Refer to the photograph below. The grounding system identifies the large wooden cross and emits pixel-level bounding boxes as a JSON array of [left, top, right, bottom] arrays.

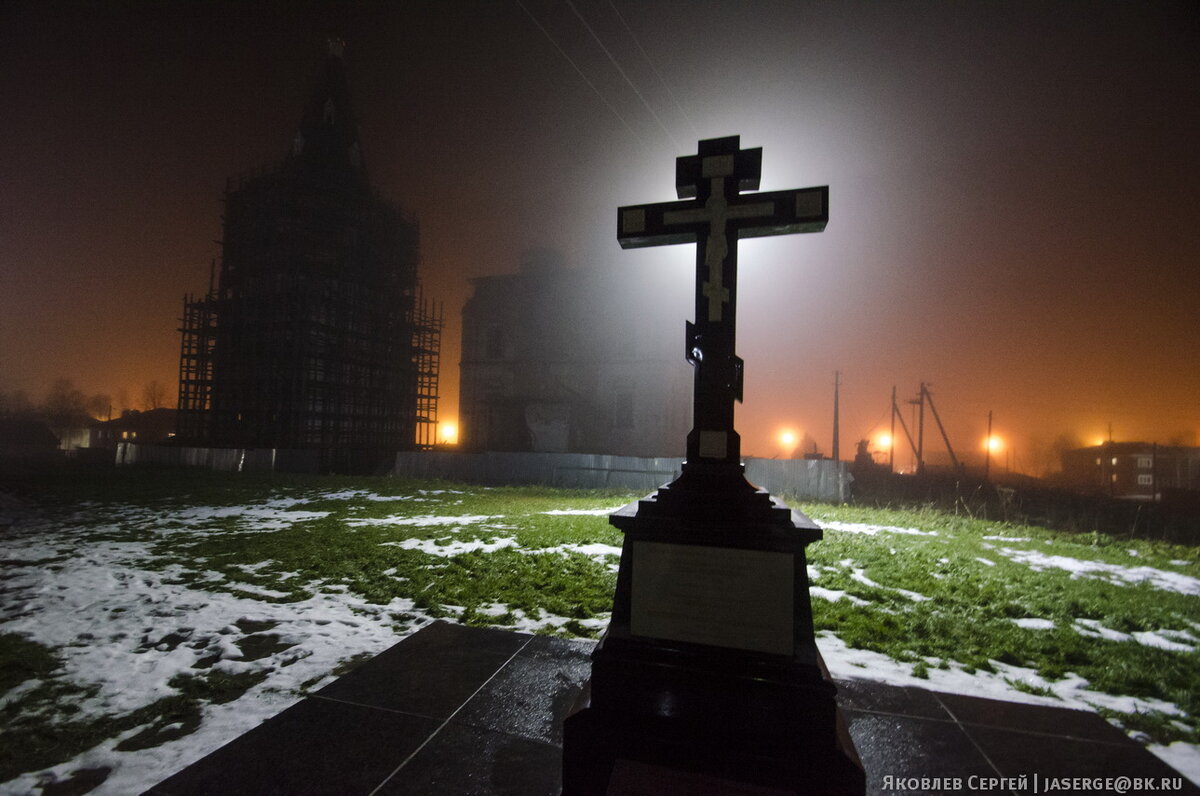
[[618, 136, 828, 467]]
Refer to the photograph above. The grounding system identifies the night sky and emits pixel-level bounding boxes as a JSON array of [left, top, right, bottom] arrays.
[[2, 1, 1197, 471]]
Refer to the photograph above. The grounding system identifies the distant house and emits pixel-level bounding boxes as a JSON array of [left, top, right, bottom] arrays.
[[93, 409, 179, 449], [54, 419, 102, 452], [1061, 442, 1200, 500], [459, 254, 692, 457]]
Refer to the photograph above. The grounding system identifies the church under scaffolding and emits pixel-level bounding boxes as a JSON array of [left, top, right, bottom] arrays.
[[177, 41, 441, 473]]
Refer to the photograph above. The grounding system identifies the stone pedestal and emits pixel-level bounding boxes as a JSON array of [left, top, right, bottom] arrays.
[[562, 477, 865, 794]]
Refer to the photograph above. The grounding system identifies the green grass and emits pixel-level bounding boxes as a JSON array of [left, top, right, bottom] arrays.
[[126, 478, 632, 633], [0, 633, 61, 694], [1, 466, 1198, 783]]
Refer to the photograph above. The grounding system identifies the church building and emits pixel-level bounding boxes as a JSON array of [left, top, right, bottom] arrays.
[[459, 251, 691, 457], [177, 41, 441, 473]]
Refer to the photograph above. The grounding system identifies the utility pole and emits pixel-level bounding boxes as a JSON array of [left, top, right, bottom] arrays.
[[916, 383, 926, 476], [832, 370, 841, 463], [889, 386, 897, 473], [921, 383, 961, 474], [893, 387, 918, 473], [984, 409, 993, 482]]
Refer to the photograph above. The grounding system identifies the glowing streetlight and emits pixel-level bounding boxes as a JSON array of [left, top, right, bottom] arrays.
[[985, 435, 1003, 454], [875, 432, 893, 450], [439, 421, 458, 445], [778, 429, 799, 458]]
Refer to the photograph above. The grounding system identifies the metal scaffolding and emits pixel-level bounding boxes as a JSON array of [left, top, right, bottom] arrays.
[[413, 296, 443, 450], [175, 161, 440, 472]]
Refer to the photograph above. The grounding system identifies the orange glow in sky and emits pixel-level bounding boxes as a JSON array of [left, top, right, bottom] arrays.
[[1, 2, 1195, 478]]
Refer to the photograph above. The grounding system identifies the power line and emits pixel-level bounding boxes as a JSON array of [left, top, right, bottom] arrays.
[[566, 0, 680, 151], [515, 0, 647, 150], [607, 0, 700, 139]]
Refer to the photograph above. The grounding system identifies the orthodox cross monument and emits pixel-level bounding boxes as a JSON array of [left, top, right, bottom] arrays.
[[618, 136, 827, 472], [563, 136, 864, 794]]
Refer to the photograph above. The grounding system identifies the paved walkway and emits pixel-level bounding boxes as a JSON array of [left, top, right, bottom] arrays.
[[148, 621, 1196, 795]]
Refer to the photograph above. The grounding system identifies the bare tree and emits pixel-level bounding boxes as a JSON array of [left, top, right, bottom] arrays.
[[85, 393, 112, 420], [115, 386, 131, 415], [1032, 431, 1084, 477], [42, 378, 88, 433], [0, 389, 34, 417], [140, 381, 167, 411], [1168, 430, 1198, 447]]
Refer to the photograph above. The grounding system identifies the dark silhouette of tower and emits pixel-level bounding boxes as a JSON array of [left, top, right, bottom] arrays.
[[177, 40, 441, 473]]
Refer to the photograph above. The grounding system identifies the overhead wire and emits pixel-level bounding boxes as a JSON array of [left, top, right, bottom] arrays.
[[514, 0, 647, 151], [607, 0, 700, 140], [566, 0, 680, 151]]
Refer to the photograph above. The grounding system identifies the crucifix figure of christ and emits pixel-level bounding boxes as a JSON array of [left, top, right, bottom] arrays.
[[618, 135, 828, 484]]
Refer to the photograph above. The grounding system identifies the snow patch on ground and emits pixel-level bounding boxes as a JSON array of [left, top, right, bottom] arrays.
[[525, 543, 623, 568], [226, 582, 293, 599], [817, 632, 1200, 781], [472, 604, 609, 635], [1011, 618, 1055, 630], [999, 548, 1200, 595], [380, 536, 518, 556], [1073, 619, 1133, 642], [819, 520, 937, 537], [0, 515, 436, 795], [541, 507, 625, 516], [810, 587, 870, 606], [1132, 630, 1196, 653], [1149, 742, 1200, 786], [276, 489, 453, 503], [1071, 620, 1196, 652], [849, 568, 930, 602], [346, 514, 498, 528], [975, 557, 996, 567], [155, 505, 330, 534]]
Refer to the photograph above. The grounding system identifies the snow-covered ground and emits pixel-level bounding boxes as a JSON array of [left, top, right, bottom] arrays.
[[0, 508, 434, 793], [1, 491, 1197, 792]]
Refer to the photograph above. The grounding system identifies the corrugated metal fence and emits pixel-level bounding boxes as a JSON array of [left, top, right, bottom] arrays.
[[392, 451, 850, 503], [113, 444, 849, 502], [115, 443, 319, 473]]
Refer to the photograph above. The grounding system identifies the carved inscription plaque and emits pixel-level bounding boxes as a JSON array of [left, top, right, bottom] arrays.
[[630, 541, 794, 656]]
